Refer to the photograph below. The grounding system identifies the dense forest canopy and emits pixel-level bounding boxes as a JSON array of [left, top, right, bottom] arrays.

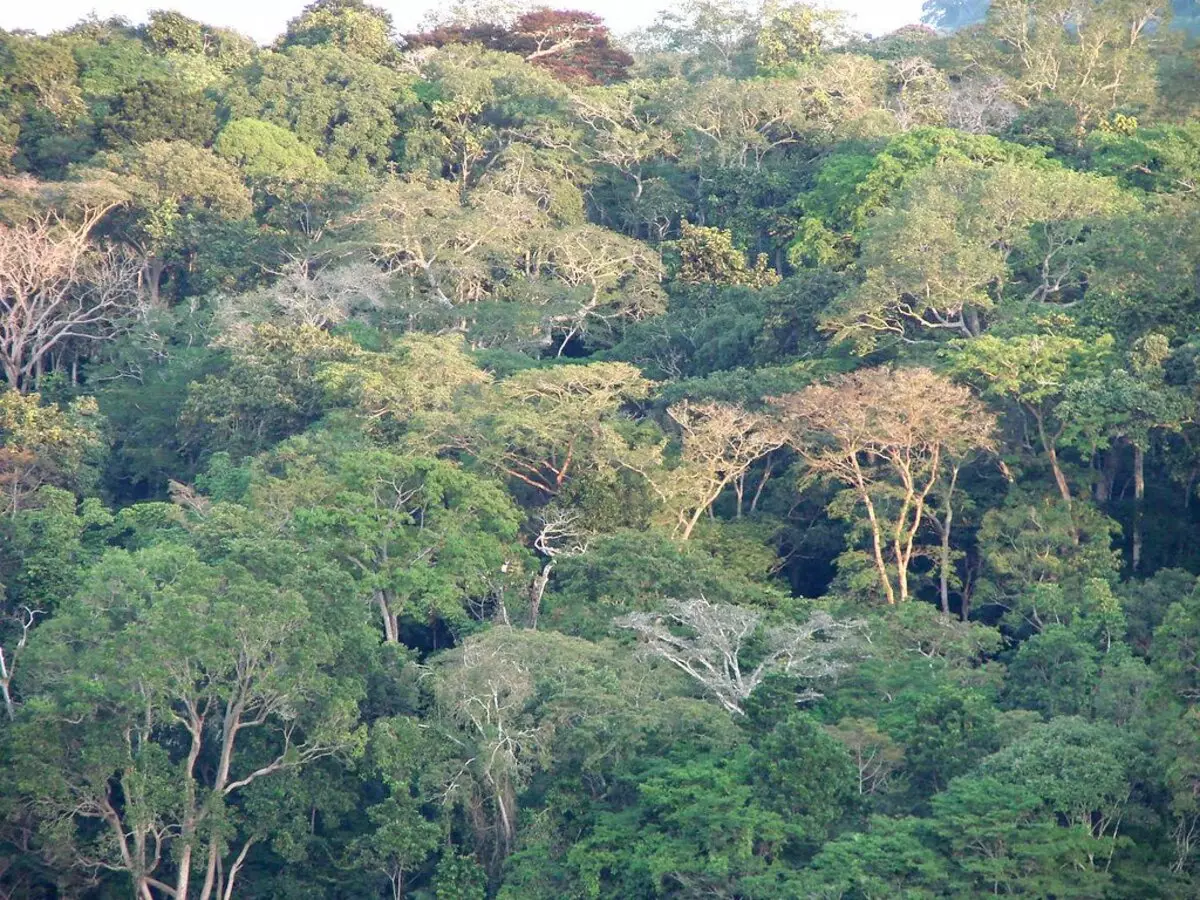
[[2, 0, 1200, 896]]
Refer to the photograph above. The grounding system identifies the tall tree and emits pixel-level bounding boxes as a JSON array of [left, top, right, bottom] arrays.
[[0, 206, 141, 389], [776, 367, 995, 605]]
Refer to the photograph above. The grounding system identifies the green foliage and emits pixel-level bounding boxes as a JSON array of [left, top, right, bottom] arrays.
[[229, 44, 416, 176], [3, 4, 1200, 896]]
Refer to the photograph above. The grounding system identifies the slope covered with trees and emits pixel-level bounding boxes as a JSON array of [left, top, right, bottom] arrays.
[[2, 0, 1200, 896]]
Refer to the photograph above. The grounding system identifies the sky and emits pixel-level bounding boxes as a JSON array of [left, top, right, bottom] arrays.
[[0, 0, 927, 44]]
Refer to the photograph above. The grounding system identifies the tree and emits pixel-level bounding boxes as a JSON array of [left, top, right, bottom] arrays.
[[432, 628, 615, 871], [348, 718, 443, 899], [659, 400, 785, 540], [97, 77, 219, 149], [825, 717, 906, 797], [1004, 625, 1100, 716], [929, 775, 1113, 896], [319, 333, 490, 435], [213, 118, 333, 208], [776, 367, 995, 605], [1152, 583, 1200, 703], [279, 0, 399, 63], [963, 0, 1167, 132], [950, 332, 1115, 521], [1058, 347, 1190, 570], [884, 684, 1001, 794], [229, 45, 416, 177], [407, 10, 634, 84], [673, 220, 780, 288], [248, 443, 523, 643], [980, 716, 1142, 868], [7, 513, 366, 900], [0, 486, 109, 720], [442, 361, 655, 500], [181, 324, 357, 458], [82, 141, 253, 305], [799, 815, 952, 898], [0, 391, 103, 516], [825, 160, 1134, 347], [976, 497, 1123, 627], [616, 598, 860, 714], [749, 713, 859, 848], [539, 224, 666, 353], [0, 205, 142, 390], [1160, 707, 1200, 875]]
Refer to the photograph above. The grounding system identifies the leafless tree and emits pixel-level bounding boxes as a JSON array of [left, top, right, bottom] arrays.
[[213, 257, 390, 335], [947, 75, 1019, 134], [433, 629, 543, 866], [616, 598, 861, 715], [0, 208, 142, 391], [527, 508, 589, 629]]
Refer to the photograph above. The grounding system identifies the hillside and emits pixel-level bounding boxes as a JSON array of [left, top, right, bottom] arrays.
[[2, 1, 1200, 897]]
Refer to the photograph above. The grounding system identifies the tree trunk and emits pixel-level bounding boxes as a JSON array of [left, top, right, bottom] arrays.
[[964, 306, 981, 337], [1132, 443, 1145, 571], [1095, 447, 1120, 503], [528, 563, 551, 630], [852, 458, 896, 605], [0, 647, 14, 721], [750, 455, 773, 513], [197, 843, 218, 900], [375, 590, 398, 644], [938, 466, 960, 618], [174, 841, 194, 900], [144, 257, 165, 307], [1032, 408, 1078, 543]]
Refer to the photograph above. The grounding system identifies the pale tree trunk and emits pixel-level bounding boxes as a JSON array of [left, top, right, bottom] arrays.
[[1132, 443, 1145, 571], [890, 448, 939, 605], [852, 456, 895, 605], [528, 563, 552, 630], [937, 465, 960, 618], [1032, 408, 1078, 543], [0, 653, 13, 721], [376, 590, 399, 644], [750, 455, 773, 513], [142, 257, 165, 307]]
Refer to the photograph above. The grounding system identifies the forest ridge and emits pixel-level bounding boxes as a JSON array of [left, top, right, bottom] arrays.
[[2, 0, 1200, 897]]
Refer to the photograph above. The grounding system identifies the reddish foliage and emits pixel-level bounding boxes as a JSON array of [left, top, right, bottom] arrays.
[[405, 8, 633, 84]]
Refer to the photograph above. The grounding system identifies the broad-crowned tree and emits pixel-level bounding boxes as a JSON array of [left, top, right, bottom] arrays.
[[656, 400, 786, 540], [979, 716, 1144, 869], [949, 332, 1116, 521], [6, 506, 368, 900], [776, 366, 995, 605], [929, 774, 1113, 896], [248, 441, 524, 644], [0, 205, 142, 388], [79, 141, 253, 305], [616, 597, 861, 714], [181, 324, 357, 459], [436, 361, 656, 500], [960, 0, 1167, 132], [279, 0, 399, 64], [825, 160, 1133, 347], [0, 392, 103, 515], [228, 45, 416, 177]]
